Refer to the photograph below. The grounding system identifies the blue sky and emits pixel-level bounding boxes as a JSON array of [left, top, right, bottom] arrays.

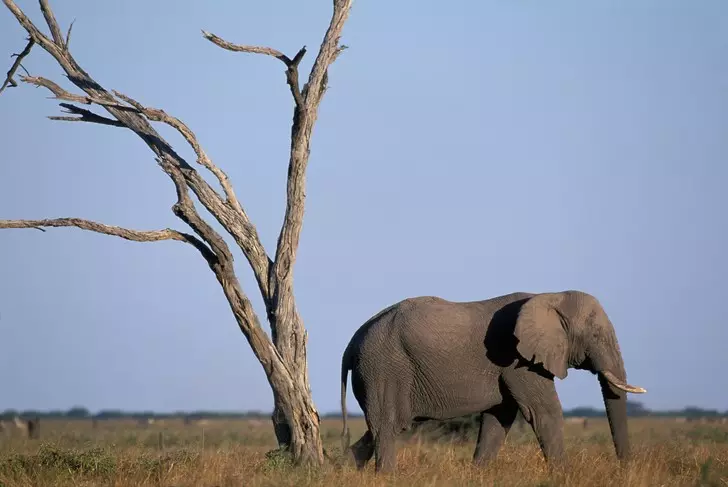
[[0, 0, 726, 415]]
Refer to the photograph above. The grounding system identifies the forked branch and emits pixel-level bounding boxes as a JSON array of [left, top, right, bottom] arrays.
[[158, 155, 235, 265], [202, 30, 308, 107], [2, 0, 273, 300], [159, 157, 284, 376], [203, 0, 353, 291], [111, 90, 245, 216], [50, 102, 125, 126], [272, 0, 353, 287], [18, 71, 251, 248]]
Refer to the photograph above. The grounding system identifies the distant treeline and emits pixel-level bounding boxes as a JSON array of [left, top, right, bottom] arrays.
[[1, 402, 725, 421]]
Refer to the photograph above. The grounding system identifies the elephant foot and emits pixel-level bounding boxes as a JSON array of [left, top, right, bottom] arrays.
[[348, 430, 374, 470], [373, 431, 397, 473], [544, 453, 568, 475], [472, 454, 496, 468]]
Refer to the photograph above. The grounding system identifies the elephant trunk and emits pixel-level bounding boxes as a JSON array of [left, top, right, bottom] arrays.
[[588, 338, 645, 461], [599, 373, 630, 461]]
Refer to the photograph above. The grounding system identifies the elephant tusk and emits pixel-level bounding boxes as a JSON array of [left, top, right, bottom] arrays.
[[602, 371, 647, 394]]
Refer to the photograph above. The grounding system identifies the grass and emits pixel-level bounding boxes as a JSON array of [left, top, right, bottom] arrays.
[[0, 417, 726, 486]]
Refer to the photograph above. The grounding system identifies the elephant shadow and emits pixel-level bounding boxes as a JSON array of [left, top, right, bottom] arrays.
[[483, 297, 552, 380]]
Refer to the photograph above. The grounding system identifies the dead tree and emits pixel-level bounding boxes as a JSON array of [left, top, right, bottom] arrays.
[[0, 0, 353, 466]]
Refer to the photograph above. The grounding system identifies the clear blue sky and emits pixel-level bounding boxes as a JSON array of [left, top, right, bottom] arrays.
[[1, 0, 726, 415]]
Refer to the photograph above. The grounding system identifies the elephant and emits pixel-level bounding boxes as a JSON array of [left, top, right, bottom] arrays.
[[339, 290, 646, 473]]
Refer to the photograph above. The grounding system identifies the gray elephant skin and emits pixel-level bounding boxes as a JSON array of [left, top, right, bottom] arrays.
[[339, 290, 646, 473]]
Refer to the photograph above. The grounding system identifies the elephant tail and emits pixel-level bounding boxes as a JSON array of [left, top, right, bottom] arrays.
[[340, 347, 351, 452]]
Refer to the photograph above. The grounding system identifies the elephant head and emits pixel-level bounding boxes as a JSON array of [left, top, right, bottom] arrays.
[[513, 290, 646, 460]]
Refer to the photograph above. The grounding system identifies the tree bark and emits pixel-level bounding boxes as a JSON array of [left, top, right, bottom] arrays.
[[268, 364, 323, 464], [270, 310, 316, 451], [1, 0, 353, 467]]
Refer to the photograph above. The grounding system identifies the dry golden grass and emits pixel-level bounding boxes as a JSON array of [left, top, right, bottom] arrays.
[[0, 417, 726, 486]]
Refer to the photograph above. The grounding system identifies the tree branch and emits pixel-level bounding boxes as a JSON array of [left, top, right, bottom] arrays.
[[159, 156, 283, 375], [201, 31, 292, 64], [160, 156, 235, 265], [39, 0, 65, 47], [202, 30, 307, 107], [18, 74, 247, 224], [3, 0, 274, 302], [3, 0, 60, 66], [272, 0, 353, 285], [20, 75, 132, 109], [302, 0, 353, 107], [203, 2, 353, 364], [286, 47, 307, 107], [0, 217, 206, 247], [0, 38, 33, 95], [111, 90, 245, 216], [108, 90, 274, 297], [65, 19, 75, 49], [49, 102, 125, 127], [0, 162, 275, 372]]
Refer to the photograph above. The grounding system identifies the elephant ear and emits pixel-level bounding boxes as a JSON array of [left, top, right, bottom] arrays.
[[514, 293, 569, 380]]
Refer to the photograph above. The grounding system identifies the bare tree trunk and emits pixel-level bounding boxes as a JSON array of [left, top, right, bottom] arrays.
[[0, 0, 353, 466], [270, 310, 316, 451], [268, 366, 323, 464]]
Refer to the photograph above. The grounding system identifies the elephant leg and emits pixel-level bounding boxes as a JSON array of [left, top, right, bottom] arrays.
[[505, 373, 566, 467], [373, 429, 397, 473], [473, 395, 519, 466], [526, 404, 566, 468], [362, 377, 412, 473], [350, 430, 374, 470]]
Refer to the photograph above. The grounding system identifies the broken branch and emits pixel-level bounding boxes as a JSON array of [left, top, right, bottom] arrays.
[[0, 38, 34, 94], [201, 30, 292, 65], [65, 19, 75, 49], [49, 102, 125, 127], [286, 47, 306, 107], [201, 30, 307, 106]]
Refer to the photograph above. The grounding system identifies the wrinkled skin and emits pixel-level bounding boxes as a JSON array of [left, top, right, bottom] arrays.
[[340, 290, 646, 473]]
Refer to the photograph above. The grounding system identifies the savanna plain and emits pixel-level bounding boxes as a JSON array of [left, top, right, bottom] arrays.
[[0, 416, 726, 487]]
